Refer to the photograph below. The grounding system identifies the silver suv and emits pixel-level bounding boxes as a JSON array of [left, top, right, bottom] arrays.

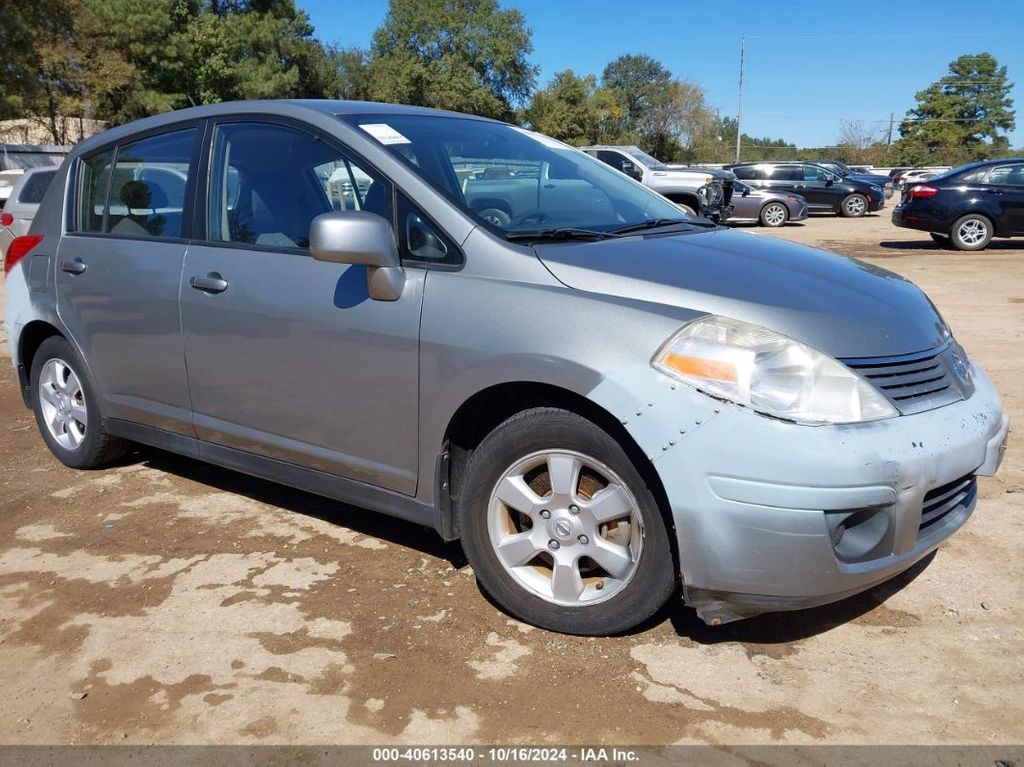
[[3, 101, 1009, 635]]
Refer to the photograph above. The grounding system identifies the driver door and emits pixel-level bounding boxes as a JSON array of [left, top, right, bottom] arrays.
[[180, 119, 424, 494]]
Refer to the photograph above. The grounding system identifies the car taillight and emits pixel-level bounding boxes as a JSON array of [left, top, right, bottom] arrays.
[[908, 185, 938, 199], [0, 212, 12, 227], [4, 234, 44, 275]]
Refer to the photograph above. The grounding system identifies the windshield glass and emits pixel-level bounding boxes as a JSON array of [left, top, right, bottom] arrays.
[[621, 146, 665, 169], [341, 116, 687, 236]]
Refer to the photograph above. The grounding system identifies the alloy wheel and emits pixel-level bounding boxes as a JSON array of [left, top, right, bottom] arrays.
[[487, 449, 644, 607], [957, 218, 988, 246], [38, 358, 87, 450]]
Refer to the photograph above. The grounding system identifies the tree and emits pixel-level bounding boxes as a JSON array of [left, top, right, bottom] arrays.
[[524, 70, 606, 145], [368, 0, 536, 120], [596, 54, 716, 161], [896, 52, 1016, 164]]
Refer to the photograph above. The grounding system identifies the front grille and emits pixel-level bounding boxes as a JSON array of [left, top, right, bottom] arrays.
[[920, 474, 976, 531], [842, 342, 966, 415]]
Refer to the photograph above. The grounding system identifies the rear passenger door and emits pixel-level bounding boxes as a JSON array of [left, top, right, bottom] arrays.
[[983, 164, 1024, 235], [56, 124, 201, 435], [179, 119, 425, 494]]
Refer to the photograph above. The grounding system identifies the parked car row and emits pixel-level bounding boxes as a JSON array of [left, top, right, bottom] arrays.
[[3, 100, 1008, 635], [0, 167, 58, 259]]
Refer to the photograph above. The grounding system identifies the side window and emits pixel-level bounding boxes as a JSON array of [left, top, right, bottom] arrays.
[[397, 193, 461, 267], [803, 165, 829, 182], [18, 170, 55, 204], [987, 165, 1024, 186], [731, 166, 756, 180], [106, 128, 196, 238], [208, 122, 391, 250], [597, 151, 628, 173], [77, 149, 115, 232]]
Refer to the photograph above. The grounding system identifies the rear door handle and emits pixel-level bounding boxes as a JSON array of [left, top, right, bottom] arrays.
[[985, 188, 1003, 195], [189, 273, 229, 294], [60, 259, 86, 275]]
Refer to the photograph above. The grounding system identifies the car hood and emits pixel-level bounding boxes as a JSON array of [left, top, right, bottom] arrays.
[[534, 228, 947, 358]]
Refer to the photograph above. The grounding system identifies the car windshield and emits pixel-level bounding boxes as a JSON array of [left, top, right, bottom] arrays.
[[621, 146, 665, 169], [341, 115, 688, 237], [820, 162, 849, 176]]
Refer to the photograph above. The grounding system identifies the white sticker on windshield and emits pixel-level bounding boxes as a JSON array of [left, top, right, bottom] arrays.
[[359, 123, 412, 145], [511, 126, 568, 150]]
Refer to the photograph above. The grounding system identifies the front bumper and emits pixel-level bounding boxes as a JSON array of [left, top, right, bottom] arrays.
[[868, 194, 886, 212], [653, 364, 1008, 624]]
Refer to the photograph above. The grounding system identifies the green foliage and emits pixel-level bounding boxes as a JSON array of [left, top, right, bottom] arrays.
[[367, 0, 536, 120], [523, 54, 717, 162], [895, 53, 1016, 165]]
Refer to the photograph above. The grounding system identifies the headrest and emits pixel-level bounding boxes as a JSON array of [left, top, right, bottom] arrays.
[[120, 180, 168, 210]]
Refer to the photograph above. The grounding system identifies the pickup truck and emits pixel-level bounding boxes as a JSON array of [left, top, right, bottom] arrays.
[[581, 145, 733, 221]]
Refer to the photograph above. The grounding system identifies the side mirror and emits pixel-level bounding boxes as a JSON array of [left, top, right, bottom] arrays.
[[741, 187, 750, 197], [825, 174, 836, 186], [310, 211, 405, 301]]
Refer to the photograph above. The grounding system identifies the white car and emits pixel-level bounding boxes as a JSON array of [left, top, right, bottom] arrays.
[[0, 167, 57, 258], [0, 169, 25, 210]]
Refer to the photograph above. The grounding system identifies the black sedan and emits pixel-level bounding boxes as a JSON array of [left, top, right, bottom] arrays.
[[892, 158, 1024, 250]]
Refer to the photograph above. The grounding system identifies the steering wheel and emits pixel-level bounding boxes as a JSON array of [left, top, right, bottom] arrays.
[[511, 209, 548, 227]]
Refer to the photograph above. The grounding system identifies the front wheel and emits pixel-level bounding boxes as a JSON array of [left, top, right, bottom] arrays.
[[458, 408, 676, 635], [840, 193, 868, 218], [949, 214, 993, 251], [759, 202, 788, 227]]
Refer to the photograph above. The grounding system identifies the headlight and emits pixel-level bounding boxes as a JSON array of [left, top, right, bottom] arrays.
[[652, 316, 898, 424]]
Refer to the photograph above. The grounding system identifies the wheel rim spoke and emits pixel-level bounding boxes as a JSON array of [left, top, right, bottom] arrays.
[[495, 531, 541, 568], [586, 482, 633, 524], [546, 454, 581, 497], [38, 384, 58, 407], [591, 538, 633, 580], [494, 474, 543, 516], [70, 403, 88, 423], [550, 558, 584, 602]]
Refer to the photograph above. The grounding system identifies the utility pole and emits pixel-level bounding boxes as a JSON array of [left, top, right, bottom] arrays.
[[886, 112, 894, 148], [735, 35, 746, 164]]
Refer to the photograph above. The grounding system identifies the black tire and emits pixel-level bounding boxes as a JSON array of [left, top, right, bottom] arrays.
[[675, 202, 698, 218], [930, 232, 950, 246], [478, 207, 511, 227], [839, 193, 868, 218], [759, 201, 789, 227], [949, 214, 993, 251], [30, 336, 129, 469], [458, 408, 676, 635]]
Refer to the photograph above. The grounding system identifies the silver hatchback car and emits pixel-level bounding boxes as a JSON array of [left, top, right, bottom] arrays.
[[3, 101, 1009, 635]]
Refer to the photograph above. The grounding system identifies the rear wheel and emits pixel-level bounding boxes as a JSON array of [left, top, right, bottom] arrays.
[[759, 202, 788, 227], [949, 214, 993, 251], [30, 336, 129, 469], [840, 193, 868, 218], [478, 207, 511, 228], [458, 408, 676, 635]]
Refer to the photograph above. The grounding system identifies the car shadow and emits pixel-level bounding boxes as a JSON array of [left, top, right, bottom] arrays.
[[661, 551, 935, 644], [881, 239, 1024, 252], [130, 445, 467, 566]]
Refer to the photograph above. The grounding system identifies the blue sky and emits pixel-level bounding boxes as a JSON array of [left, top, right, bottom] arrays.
[[297, 0, 1024, 148]]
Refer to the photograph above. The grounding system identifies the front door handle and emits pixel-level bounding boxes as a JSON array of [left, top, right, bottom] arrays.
[[985, 188, 1003, 195], [189, 273, 229, 294], [60, 259, 87, 275]]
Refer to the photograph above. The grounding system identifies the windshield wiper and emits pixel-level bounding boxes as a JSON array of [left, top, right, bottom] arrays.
[[504, 227, 618, 242], [606, 217, 715, 235]]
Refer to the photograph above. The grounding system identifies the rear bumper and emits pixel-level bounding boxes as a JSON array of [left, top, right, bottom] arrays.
[[653, 364, 1008, 625], [892, 205, 948, 233]]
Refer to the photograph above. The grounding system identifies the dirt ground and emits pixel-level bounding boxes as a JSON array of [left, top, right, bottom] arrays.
[[0, 209, 1021, 746]]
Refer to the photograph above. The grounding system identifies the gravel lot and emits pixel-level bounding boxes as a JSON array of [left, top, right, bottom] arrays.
[[0, 210, 1021, 746]]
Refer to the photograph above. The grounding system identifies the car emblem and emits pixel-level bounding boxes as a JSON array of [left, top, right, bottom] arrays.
[[950, 348, 969, 382], [553, 519, 573, 538]]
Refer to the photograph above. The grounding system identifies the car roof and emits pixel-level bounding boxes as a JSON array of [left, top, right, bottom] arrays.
[[69, 99, 504, 158]]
